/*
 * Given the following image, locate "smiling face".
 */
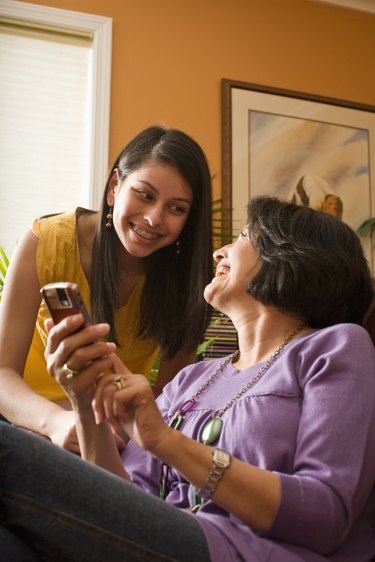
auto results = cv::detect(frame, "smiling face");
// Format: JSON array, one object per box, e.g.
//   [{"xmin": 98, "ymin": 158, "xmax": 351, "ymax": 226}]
[
  {"xmin": 204, "ymin": 227, "xmax": 261, "ymax": 313},
  {"xmin": 107, "ymin": 163, "xmax": 193, "ymax": 259}
]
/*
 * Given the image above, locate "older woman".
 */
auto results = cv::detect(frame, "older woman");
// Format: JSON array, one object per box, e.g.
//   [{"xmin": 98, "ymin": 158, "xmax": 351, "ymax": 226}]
[{"xmin": 1, "ymin": 196, "xmax": 375, "ymax": 561}]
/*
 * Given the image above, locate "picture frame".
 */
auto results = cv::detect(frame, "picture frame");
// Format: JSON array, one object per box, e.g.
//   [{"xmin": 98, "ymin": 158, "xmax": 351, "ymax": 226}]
[{"xmin": 221, "ymin": 79, "xmax": 375, "ymax": 269}]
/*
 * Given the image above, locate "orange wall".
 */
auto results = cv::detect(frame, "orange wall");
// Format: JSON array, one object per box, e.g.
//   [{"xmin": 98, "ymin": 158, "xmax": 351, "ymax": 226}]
[{"xmin": 19, "ymin": 0, "xmax": 375, "ymax": 199}]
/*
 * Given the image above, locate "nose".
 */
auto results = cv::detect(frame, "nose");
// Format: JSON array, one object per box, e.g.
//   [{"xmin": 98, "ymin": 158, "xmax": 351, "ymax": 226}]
[
  {"xmin": 144, "ymin": 205, "xmax": 163, "ymax": 227},
  {"xmin": 213, "ymin": 244, "xmax": 229, "ymax": 263}
]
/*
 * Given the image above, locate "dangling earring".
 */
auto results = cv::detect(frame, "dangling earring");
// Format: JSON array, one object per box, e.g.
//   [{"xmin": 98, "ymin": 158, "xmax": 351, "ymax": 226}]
[
  {"xmin": 105, "ymin": 207, "xmax": 113, "ymax": 229},
  {"xmin": 175, "ymin": 239, "xmax": 180, "ymax": 255}
]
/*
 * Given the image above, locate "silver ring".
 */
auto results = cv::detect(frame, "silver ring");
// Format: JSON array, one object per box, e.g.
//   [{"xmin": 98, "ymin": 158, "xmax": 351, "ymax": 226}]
[
  {"xmin": 62, "ymin": 363, "xmax": 80, "ymax": 380},
  {"xmin": 113, "ymin": 376, "xmax": 125, "ymax": 391}
]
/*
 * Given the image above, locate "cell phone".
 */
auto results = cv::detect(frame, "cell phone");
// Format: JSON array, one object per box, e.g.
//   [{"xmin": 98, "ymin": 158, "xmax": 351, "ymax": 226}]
[{"xmin": 40, "ymin": 282, "xmax": 91, "ymax": 326}]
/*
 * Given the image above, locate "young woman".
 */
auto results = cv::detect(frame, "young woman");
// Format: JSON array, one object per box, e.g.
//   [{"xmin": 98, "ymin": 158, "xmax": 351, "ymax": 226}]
[
  {"xmin": 0, "ymin": 126, "xmax": 213, "ymax": 452},
  {"xmin": 1, "ymin": 196, "xmax": 374, "ymax": 561}
]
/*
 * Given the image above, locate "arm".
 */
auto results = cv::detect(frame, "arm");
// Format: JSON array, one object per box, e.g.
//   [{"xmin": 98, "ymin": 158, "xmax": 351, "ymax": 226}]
[
  {"xmin": 153, "ymin": 426, "xmax": 280, "ymax": 531},
  {"xmin": 0, "ymin": 230, "xmax": 79, "ymax": 451},
  {"xmin": 45, "ymin": 316, "xmax": 129, "ymax": 477},
  {"xmin": 93, "ymin": 368, "xmax": 281, "ymax": 532},
  {"xmin": 268, "ymin": 326, "xmax": 375, "ymax": 553}
]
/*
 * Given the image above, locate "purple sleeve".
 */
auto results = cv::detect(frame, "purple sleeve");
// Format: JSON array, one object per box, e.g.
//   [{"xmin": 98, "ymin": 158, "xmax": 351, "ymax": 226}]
[{"xmin": 269, "ymin": 325, "xmax": 375, "ymax": 554}]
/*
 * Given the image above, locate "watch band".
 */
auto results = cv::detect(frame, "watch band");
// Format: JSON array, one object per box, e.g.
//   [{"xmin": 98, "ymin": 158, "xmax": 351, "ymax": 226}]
[{"xmin": 195, "ymin": 448, "xmax": 231, "ymax": 500}]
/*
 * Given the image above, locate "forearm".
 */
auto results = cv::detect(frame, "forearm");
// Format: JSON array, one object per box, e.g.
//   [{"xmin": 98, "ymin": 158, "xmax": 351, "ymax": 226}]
[
  {"xmin": 152, "ymin": 429, "xmax": 280, "ymax": 531},
  {"xmin": 74, "ymin": 404, "xmax": 131, "ymax": 480},
  {"xmin": 0, "ymin": 368, "xmax": 65, "ymax": 435}
]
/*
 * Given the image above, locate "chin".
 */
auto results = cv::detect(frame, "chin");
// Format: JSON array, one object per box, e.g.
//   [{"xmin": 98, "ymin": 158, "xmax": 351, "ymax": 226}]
[{"xmin": 204, "ymin": 283, "xmax": 221, "ymax": 310}]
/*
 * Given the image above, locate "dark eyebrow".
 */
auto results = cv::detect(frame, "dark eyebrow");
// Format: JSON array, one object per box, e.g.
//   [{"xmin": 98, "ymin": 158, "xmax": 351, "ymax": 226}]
[{"xmin": 137, "ymin": 180, "xmax": 193, "ymax": 205}]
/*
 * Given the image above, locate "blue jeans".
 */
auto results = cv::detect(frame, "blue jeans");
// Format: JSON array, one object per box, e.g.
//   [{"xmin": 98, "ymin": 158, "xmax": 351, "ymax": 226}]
[{"xmin": 0, "ymin": 423, "xmax": 211, "ymax": 561}]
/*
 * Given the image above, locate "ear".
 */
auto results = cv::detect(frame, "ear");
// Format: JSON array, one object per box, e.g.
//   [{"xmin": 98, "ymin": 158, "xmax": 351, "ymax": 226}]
[{"xmin": 107, "ymin": 169, "xmax": 119, "ymax": 206}]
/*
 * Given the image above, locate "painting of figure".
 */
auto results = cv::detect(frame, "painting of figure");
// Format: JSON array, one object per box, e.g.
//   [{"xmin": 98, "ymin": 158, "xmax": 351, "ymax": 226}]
[
  {"xmin": 248, "ymin": 111, "xmax": 370, "ymax": 229},
  {"xmin": 291, "ymin": 175, "xmax": 343, "ymax": 221}
]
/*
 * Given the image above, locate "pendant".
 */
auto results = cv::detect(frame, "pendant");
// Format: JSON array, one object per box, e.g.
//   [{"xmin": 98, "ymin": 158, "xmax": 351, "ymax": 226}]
[
  {"xmin": 169, "ymin": 413, "xmax": 184, "ymax": 431},
  {"xmin": 200, "ymin": 417, "xmax": 223, "ymax": 445}
]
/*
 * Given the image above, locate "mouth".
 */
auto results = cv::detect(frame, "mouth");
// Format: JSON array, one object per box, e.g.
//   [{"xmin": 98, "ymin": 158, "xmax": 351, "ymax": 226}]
[
  {"xmin": 131, "ymin": 224, "xmax": 159, "ymax": 241},
  {"xmin": 215, "ymin": 265, "xmax": 230, "ymax": 277}
]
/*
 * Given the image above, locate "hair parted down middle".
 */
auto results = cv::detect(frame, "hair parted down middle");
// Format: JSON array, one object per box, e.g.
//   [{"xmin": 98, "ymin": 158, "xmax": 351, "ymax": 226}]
[{"xmin": 90, "ymin": 125, "xmax": 213, "ymax": 358}]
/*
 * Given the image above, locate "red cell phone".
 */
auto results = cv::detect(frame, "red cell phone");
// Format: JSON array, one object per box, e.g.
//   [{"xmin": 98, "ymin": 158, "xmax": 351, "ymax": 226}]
[{"xmin": 40, "ymin": 282, "xmax": 91, "ymax": 326}]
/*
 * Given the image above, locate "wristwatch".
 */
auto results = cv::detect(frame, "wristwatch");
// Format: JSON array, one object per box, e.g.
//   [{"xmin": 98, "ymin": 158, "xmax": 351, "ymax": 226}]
[{"xmin": 195, "ymin": 448, "xmax": 231, "ymax": 500}]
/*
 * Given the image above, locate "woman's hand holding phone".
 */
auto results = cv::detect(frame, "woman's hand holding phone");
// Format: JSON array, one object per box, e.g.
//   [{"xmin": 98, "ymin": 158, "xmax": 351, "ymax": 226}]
[{"xmin": 41, "ymin": 282, "xmax": 116, "ymax": 385}]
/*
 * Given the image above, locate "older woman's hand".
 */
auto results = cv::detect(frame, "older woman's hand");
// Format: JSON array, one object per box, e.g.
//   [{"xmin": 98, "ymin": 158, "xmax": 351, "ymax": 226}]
[{"xmin": 92, "ymin": 355, "xmax": 171, "ymax": 454}]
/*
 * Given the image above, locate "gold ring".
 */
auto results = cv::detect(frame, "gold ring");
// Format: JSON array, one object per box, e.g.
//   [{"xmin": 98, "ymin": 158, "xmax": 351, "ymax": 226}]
[
  {"xmin": 113, "ymin": 376, "xmax": 125, "ymax": 391},
  {"xmin": 62, "ymin": 363, "xmax": 80, "ymax": 380}
]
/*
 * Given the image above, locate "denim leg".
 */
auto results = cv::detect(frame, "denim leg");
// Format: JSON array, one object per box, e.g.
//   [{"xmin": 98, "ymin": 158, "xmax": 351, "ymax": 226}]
[
  {"xmin": 0, "ymin": 424, "xmax": 211, "ymax": 562},
  {"xmin": 0, "ymin": 523, "xmax": 41, "ymax": 561}
]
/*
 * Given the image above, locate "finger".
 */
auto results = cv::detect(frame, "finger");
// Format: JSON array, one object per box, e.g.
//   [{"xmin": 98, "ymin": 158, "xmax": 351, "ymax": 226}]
[
  {"xmin": 44, "ymin": 317, "xmax": 54, "ymax": 334},
  {"xmin": 46, "ymin": 343, "xmax": 114, "ymax": 381},
  {"xmin": 92, "ymin": 358, "xmax": 134, "ymax": 403},
  {"xmin": 65, "ymin": 355, "xmax": 115, "ymax": 386},
  {"xmin": 102, "ymin": 389, "xmax": 120, "ymax": 428},
  {"xmin": 67, "ymin": 441, "xmax": 81, "ymax": 454},
  {"xmin": 111, "ymin": 375, "xmax": 152, "ymax": 420},
  {"xmin": 93, "ymin": 372, "xmax": 138, "ymax": 425},
  {"xmin": 112, "ymin": 430, "xmax": 126, "ymax": 450},
  {"xmin": 45, "ymin": 314, "xmax": 86, "ymax": 354},
  {"xmin": 92, "ymin": 373, "xmax": 119, "ymax": 423},
  {"xmin": 110, "ymin": 354, "xmax": 132, "ymax": 376},
  {"xmin": 58, "ymin": 341, "xmax": 117, "ymax": 376},
  {"xmin": 47, "ymin": 317, "xmax": 111, "ymax": 356}
]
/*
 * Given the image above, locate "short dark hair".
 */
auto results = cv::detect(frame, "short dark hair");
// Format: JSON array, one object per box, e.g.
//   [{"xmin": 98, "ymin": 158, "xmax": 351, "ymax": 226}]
[
  {"xmin": 246, "ymin": 196, "xmax": 373, "ymax": 327},
  {"xmin": 91, "ymin": 126, "xmax": 213, "ymax": 357}
]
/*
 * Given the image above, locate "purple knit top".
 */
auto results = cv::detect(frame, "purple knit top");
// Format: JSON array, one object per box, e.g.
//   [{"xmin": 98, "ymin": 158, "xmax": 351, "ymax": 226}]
[{"xmin": 122, "ymin": 324, "xmax": 375, "ymax": 561}]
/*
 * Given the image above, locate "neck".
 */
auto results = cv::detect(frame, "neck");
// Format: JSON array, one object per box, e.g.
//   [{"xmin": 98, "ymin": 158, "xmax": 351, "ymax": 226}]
[
  {"xmin": 233, "ymin": 312, "xmax": 307, "ymax": 371},
  {"xmin": 114, "ymin": 238, "xmax": 147, "ymax": 277}
]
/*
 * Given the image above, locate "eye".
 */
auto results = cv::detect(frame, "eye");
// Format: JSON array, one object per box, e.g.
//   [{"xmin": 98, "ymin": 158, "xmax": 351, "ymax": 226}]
[
  {"xmin": 134, "ymin": 189, "xmax": 153, "ymax": 202},
  {"xmin": 168, "ymin": 204, "xmax": 189, "ymax": 215}
]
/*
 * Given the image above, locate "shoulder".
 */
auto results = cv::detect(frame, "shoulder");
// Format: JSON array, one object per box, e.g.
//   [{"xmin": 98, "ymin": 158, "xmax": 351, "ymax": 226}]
[
  {"xmin": 291, "ymin": 323, "xmax": 375, "ymax": 388},
  {"xmin": 299, "ymin": 323, "xmax": 374, "ymax": 355},
  {"xmin": 32, "ymin": 208, "xmax": 95, "ymax": 238},
  {"xmin": 32, "ymin": 209, "xmax": 77, "ymax": 238}
]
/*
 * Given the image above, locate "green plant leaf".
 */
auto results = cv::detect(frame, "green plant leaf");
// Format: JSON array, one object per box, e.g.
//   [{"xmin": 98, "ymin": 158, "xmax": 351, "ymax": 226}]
[
  {"xmin": 0, "ymin": 246, "xmax": 9, "ymax": 295},
  {"xmin": 196, "ymin": 337, "xmax": 216, "ymax": 356},
  {"xmin": 0, "ymin": 246, "xmax": 9, "ymax": 268},
  {"xmin": 357, "ymin": 218, "xmax": 375, "ymax": 238}
]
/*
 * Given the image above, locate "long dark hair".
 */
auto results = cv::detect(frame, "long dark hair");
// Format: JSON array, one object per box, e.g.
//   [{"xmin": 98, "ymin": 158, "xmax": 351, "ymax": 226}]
[
  {"xmin": 90, "ymin": 126, "xmax": 213, "ymax": 358},
  {"xmin": 246, "ymin": 196, "xmax": 373, "ymax": 327}
]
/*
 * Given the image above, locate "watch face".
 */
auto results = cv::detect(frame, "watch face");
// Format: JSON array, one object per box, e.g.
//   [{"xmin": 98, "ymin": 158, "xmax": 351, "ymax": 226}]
[{"xmin": 213, "ymin": 448, "xmax": 231, "ymax": 468}]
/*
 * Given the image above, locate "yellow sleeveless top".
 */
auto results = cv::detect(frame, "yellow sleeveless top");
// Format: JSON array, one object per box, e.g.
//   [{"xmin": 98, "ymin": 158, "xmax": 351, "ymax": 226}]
[{"xmin": 23, "ymin": 209, "xmax": 159, "ymax": 401}]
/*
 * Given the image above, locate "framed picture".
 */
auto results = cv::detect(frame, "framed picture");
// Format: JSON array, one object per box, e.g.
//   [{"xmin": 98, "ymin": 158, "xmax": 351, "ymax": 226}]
[{"xmin": 222, "ymin": 79, "xmax": 375, "ymax": 269}]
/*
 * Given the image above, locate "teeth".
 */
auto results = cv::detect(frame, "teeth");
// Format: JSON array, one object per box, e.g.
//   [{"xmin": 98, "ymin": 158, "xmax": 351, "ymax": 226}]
[
  {"xmin": 216, "ymin": 266, "xmax": 229, "ymax": 277},
  {"xmin": 132, "ymin": 225, "xmax": 158, "ymax": 240}
]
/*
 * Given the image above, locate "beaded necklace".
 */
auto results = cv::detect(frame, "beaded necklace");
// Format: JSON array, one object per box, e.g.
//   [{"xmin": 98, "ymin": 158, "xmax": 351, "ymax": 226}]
[{"xmin": 159, "ymin": 323, "xmax": 306, "ymax": 501}]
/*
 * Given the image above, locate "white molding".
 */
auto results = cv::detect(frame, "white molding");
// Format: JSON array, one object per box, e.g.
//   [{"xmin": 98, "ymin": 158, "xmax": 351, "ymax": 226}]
[
  {"xmin": 310, "ymin": 0, "xmax": 375, "ymax": 14},
  {"xmin": 0, "ymin": 0, "xmax": 112, "ymax": 209}
]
